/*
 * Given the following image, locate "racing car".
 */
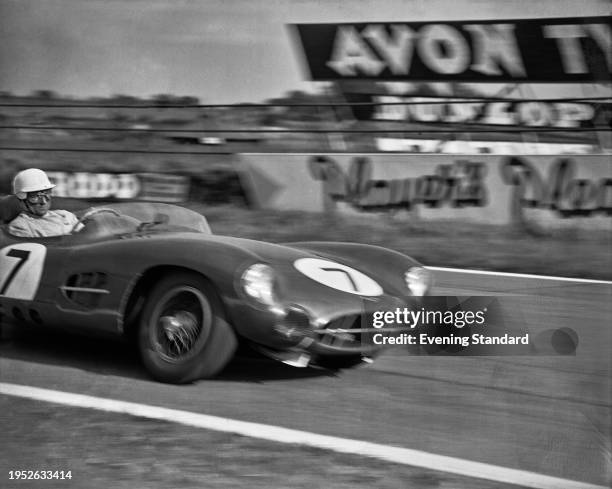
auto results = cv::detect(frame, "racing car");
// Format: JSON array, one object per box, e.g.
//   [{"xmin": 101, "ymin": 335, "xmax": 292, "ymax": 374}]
[{"xmin": 0, "ymin": 202, "xmax": 432, "ymax": 383}]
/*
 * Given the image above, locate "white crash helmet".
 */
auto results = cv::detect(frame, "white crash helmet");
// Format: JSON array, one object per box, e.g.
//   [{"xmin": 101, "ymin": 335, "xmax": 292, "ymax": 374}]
[{"xmin": 13, "ymin": 168, "xmax": 56, "ymax": 200}]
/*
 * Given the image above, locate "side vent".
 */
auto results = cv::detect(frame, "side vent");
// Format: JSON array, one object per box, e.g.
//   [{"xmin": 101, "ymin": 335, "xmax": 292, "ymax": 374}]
[{"xmin": 62, "ymin": 273, "xmax": 109, "ymax": 308}]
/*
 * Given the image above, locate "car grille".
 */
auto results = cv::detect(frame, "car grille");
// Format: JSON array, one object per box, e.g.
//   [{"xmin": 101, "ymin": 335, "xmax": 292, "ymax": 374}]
[{"xmin": 314, "ymin": 314, "xmax": 374, "ymax": 350}]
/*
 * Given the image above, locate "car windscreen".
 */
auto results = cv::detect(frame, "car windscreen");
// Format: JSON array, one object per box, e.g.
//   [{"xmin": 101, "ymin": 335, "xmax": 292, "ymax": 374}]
[{"xmin": 78, "ymin": 203, "xmax": 211, "ymax": 236}]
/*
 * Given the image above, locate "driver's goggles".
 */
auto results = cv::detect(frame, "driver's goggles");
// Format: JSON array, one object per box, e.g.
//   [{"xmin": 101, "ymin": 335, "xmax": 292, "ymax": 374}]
[{"xmin": 25, "ymin": 190, "xmax": 52, "ymax": 203}]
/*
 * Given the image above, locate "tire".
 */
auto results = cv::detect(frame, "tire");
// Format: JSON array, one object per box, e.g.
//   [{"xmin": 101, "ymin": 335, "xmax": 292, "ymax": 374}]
[{"xmin": 138, "ymin": 272, "xmax": 237, "ymax": 384}]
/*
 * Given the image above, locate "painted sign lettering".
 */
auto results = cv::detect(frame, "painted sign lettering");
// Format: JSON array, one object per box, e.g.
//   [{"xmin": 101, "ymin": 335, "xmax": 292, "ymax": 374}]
[
  {"xmin": 501, "ymin": 156, "xmax": 612, "ymax": 217},
  {"xmin": 309, "ymin": 155, "xmax": 487, "ymax": 211},
  {"xmin": 366, "ymin": 97, "xmax": 607, "ymax": 128},
  {"xmin": 48, "ymin": 172, "xmax": 141, "ymax": 199},
  {"xmin": 45, "ymin": 172, "xmax": 190, "ymax": 202},
  {"xmin": 293, "ymin": 17, "xmax": 611, "ymax": 82}
]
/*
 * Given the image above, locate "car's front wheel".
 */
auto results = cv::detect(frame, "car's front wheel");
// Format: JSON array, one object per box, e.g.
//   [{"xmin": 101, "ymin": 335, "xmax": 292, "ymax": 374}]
[{"xmin": 138, "ymin": 272, "xmax": 237, "ymax": 383}]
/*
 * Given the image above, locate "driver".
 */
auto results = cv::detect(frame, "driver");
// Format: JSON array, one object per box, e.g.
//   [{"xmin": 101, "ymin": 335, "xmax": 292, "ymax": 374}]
[{"xmin": 8, "ymin": 168, "xmax": 81, "ymax": 238}]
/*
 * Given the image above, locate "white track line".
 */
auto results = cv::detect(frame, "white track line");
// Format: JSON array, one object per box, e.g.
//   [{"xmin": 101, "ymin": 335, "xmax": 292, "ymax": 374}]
[
  {"xmin": 0, "ymin": 382, "xmax": 606, "ymax": 489},
  {"xmin": 426, "ymin": 267, "xmax": 612, "ymax": 285}
]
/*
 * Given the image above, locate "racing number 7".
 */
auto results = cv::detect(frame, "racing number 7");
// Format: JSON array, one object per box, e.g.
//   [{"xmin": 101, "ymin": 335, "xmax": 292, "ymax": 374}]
[
  {"xmin": 321, "ymin": 267, "xmax": 358, "ymax": 292},
  {"xmin": 0, "ymin": 248, "xmax": 31, "ymax": 295}
]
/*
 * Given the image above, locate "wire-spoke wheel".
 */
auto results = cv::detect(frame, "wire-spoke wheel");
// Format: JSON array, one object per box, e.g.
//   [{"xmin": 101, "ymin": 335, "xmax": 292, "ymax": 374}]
[
  {"xmin": 138, "ymin": 272, "xmax": 237, "ymax": 383},
  {"xmin": 152, "ymin": 287, "xmax": 211, "ymax": 362}
]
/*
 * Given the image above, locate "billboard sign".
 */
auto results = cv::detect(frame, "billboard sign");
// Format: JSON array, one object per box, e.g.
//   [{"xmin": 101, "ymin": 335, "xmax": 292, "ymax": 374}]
[{"xmin": 292, "ymin": 17, "xmax": 611, "ymax": 82}]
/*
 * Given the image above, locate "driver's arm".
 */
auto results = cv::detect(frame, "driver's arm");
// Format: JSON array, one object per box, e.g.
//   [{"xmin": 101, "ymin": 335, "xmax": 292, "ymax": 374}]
[{"xmin": 61, "ymin": 210, "xmax": 84, "ymax": 234}]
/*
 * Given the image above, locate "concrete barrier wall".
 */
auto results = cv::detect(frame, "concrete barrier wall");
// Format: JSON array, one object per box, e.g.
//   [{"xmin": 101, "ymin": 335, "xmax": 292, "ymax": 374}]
[{"xmin": 237, "ymin": 153, "xmax": 612, "ymax": 230}]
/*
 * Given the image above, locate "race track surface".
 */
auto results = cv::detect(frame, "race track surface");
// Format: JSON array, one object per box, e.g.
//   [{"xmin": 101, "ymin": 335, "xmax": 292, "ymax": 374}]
[{"xmin": 1, "ymin": 269, "xmax": 610, "ymax": 487}]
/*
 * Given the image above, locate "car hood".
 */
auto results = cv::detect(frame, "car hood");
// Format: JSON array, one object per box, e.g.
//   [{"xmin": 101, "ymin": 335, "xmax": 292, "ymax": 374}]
[
  {"xmin": 117, "ymin": 231, "xmax": 415, "ymax": 324},
  {"xmin": 200, "ymin": 235, "xmax": 413, "ymax": 319}
]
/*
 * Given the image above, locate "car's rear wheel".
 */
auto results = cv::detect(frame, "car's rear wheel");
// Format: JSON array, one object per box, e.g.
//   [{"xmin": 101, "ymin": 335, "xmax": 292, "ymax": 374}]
[{"xmin": 138, "ymin": 272, "xmax": 237, "ymax": 383}]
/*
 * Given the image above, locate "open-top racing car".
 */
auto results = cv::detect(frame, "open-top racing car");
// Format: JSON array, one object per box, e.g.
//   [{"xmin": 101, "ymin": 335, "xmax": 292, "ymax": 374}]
[{"xmin": 0, "ymin": 202, "xmax": 432, "ymax": 383}]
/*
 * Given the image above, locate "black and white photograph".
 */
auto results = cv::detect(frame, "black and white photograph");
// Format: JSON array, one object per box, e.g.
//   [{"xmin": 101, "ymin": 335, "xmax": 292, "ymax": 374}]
[{"xmin": 0, "ymin": 1, "xmax": 610, "ymax": 488}]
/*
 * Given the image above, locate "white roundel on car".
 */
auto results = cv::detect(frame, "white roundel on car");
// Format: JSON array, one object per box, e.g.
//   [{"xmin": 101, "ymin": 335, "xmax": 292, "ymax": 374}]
[
  {"xmin": 0, "ymin": 243, "xmax": 47, "ymax": 300},
  {"xmin": 293, "ymin": 258, "xmax": 383, "ymax": 296}
]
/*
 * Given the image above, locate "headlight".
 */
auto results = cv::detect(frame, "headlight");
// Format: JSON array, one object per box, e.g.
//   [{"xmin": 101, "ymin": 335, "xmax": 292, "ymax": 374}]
[
  {"xmin": 241, "ymin": 263, "xmax": 279, "ymax": 307},
  {"xmin": 404, "ymin": 267, "xmax": 432, "ymax": 296}
]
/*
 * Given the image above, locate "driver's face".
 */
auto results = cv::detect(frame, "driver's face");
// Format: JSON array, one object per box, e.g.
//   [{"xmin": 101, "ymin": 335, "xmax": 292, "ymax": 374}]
[{"xmin": 25, "ymin": 190, "xmax": 52, "ymax": 216}]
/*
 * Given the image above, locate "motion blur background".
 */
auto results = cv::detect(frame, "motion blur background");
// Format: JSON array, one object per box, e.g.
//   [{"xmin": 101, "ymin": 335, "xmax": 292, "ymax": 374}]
[
  {"xmin": 0, "ymin": 0, "xmax": 610, "ymax": 276},
  {"xmin": 2, "ymin": 2, "xmax": 610, "ymax": 285}
]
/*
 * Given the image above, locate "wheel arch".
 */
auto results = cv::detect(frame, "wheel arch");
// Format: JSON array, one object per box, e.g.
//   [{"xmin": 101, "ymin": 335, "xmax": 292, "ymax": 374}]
[
  {"xmin": 121, "ymin": 265, "xmax": 229, "ymax": 341},
  {"xmin": 133, "ymin": 267, "xmax": 238, "ymax": 383}
]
